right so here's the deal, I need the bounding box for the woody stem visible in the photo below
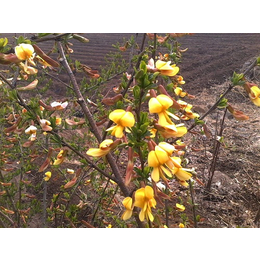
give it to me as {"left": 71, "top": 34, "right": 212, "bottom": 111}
{"left": 57, "top": 41, "right": 131, "bottom": 199}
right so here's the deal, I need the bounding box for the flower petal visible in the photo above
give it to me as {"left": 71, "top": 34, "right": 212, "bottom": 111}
{"left": 122, "top": 209, "right": 133, "bottom": 220}
{"left": 148, "top": 151, "right": 160, "bottom": 167}
{"left": 175, "top": 168, "right": 192, "bottom": 181}
{"left": 149, "top": 97, "right": 163, "bottom": 113}
{"left": 86, "top": 148, "right": 107, "bottom": 157}
{"left": 134, "top": 188, "right": 145, "bottom": 208}
{"left": 122, "top": 197, "right": 133, "bottom": 210}
{"left": 151, "top": 167, "right": 160, "bottom": 182}
{"left": 109, "top": 109, "right": 126, "bottom": 123}
{"left": 154, "top": 147, "right": 170, "bottom": 165}
{"left": 120, "top": 111, "right": 135, "bottom": 127}
{"left": 158, "top": 142, "right": 176, "bottom": 156}
{"left": 156, "top": 94, "right": 173, "bottom": 110}
{"left": 144, "top": 185, "right": 154, "bottom": 200}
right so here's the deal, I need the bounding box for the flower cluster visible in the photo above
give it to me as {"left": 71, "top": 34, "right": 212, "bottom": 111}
{"left": 122, "top": 185, "right": 157, "bottom": 222}
{"left": 148, "top": 141, "right": 192, "bottom": 186}
{"left": 84, "top": 55, "right": 197, "bottom": 225}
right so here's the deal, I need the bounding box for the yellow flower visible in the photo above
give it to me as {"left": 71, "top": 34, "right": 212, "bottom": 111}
{"left": 19, "top": 62, "right": 38, "bottom": 75}
{"left": 179, "top": 223, "right": 185, "bottom": 228}
{"left": 39, "top": 119, "right": 52, "bottom": 132}
{"left": 149, "top": 94, "right": 179, "bottom": 128}
{"left": 155, "top": 60, "right": 179, "bottom": 77}
{"left": 157, "top": 141, "right": 176, "bottom": 156}
{"left": 134, "top": 186, "right": 156, "bottom": 222}
{"left": 148, "top": 141, "right": 182, "bottom": 183}
{"left": 177, "top": 100, "right": 200, "bottom": 120}
{"left": 155, "top": 123, "right": 187, "bottom": 138}
{"left": 171, "top": 157, "right": 192, "bottom": 185}
{"left": 106, "top": 109, "right": 135, "bottom": 138}
{"left": 51, "top": 101, "right": 68, "bottom": 110}
{"left": 67, "top": 168, "right": 75, "bottom": 174}
{"left": 177, "top": 76, "right": 185, "bottom": 85}
{"left": 174, "top": 87, "right": 187, "bottom": 97}
{"left": 55, "top": 118, "right": 62, "bottom": 125}
{"left": 148, "top": 149, "right": 172, "bottom": 182}
{"left": 25, "top": 125, "right": 37, "bottom": 141}
{"left": 176, "top": 203, "right": 185, "bottom": 212}
{"left": 249, "top": 86, "right": 260, "bottom": 106}
{"left": 86, "top": 139, "right": 121, "bottom": 158}
{"left": 15, "top": 43, "right": 34, "bottom": 61}
{"left": 15, "top": 44, "right": 37, "bottom": 75}
{"left": 44, "top": 171, "right": 52, "bottom": 181}
{"left": 53, "top": 150, "right": 67, "bottom": 165}
{"left": 121, "top": 197, "right": 133, "bottom": 220}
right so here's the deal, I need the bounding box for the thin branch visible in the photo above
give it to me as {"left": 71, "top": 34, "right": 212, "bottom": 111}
{"left": 206, "top": 107, "right": 228, "bottom": 190}
{"left": 50, "top": 131, "right": 118, "bottom": 183}
{"left": 31, "top": 33, "right": 71, "bottom": 43}
{"left": 56, "top": 41, "right": 131, "bottom": 199}
{"left": 0, "top": 210, "right": 15, "bottom": 227}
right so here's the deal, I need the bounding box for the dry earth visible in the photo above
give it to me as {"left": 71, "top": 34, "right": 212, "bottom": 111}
{"left": 1, "top": 33, "right": 260, "bottom": 227}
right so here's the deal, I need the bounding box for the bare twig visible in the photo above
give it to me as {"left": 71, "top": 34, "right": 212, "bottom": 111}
{"left": 189, "top": 179, "right": 198, "bottom": 228}
{"left": 56, "top": 41, "right": 130, "bottom": 198}
{"left": 206, "top": 107, "right": 228, "bottom": 190}
{"left": 0, "top": 210, "right": 15, "bottom": 227}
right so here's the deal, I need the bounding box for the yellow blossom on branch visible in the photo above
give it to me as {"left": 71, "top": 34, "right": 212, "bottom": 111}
{"left": 53, "top": 149, "right": 68, "bottom": 165}
{"left": 149, "top": 93, "right": 179, "bottom": 131}
{"left": 15, "top": 43, "right": 34, "bottom": 61}
{"left": 154, "top": 123, "right": 187, "bottom": 138}
{"left": 147, "top": 58, "right": 179, "bottom": 77}
{"left": 86, "top": 139, "right": 121, "bottom": 158}
{"left": 177, "top": 100, "right": 200, "bottom": 120}
{"left": 148, "top": 149, "right": 173, "bottom": 182}
{"left": 44, "top": 171, "right": 52, "bottom": 181}
{"left": 179, "top": 223, "right": 185, "bottom": 228}
{"left": 50, "top": 101, "right": 68, "bottom": 110}
{"left": 171, "top": 157, "right": 192, "bottom": 186}
{"left": 25, "top": 125, "right": 37, "bottom": 141}
{"left": 176, "top": 203, "right": 185, "bottom": 212}
{"left": 148, "top": 141, "right": 181, "bottom": 183}
{"left": 106, "top": 109, "right": 135, "bottom": 138}
{"left": 121, "top": 197, "right": 133, "bottom": 220}
{"left": 39, "top": 119, "right": 52, "bottom": 132}
{"left": 249, "top": 85, "right": 260, "bottom": 106}
{"left": 155, "top": 60, "right": 179, "bottom": 76}
{"left": 134, "top": 186, "right": 157, "bottom": 222}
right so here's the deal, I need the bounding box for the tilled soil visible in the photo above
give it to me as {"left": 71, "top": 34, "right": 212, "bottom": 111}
{"left": 1, "top": 33, "right": 260, "bottom": 227}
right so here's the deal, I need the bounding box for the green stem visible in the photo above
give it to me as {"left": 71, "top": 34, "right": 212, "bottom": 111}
{"left": 189, "top": 179, "right": 197, "bottom": 228}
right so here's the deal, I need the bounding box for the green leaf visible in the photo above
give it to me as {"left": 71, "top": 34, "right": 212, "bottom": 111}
{"left": 0, "top": 37, "right": 8, "bottom": 48}
{"left": 135, "top": 69, "right": 144, "bottom": 80}
{"left": 217, "top": 96, "right": 228, "bottom": 109}
{"left": 194, "top": 118, "right": 205, "bottom": 125}
{"left": 257, "top": 57, "right": 260, "bottom": 65}
{"left": 231, "top": 71, "right": 245, "bottom": 86}
{"left": 139, "top": 60, "right": 147, "bottom": 74}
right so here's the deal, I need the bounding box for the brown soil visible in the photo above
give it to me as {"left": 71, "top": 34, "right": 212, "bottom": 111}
{"left": 1, "top": 33, "right": 260, "bottom": 228}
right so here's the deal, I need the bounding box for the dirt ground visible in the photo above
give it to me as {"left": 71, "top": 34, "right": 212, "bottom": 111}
{"left": 1, "top": 33, "right": 260, "bottom": 227}
{"left": 72, "top": 33, "right": 260, "bottom": 228}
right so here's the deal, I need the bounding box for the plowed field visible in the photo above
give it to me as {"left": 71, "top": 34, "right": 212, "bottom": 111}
{"left": 1, "top": 33, "right": 260, "bottom": 228}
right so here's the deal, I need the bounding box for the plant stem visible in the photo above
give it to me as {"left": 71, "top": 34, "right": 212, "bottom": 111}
{"left": 0, "top": 210, "right": 14, "bottom": 227}
{"left": 0, "top": 171, "right": 18, "bottom": 222}
{"left": 50, "top": 130, "right": 118, "bottom": 182}
{"left": 57, "top": 41, "right": 132, "bottom": 200}
{"left": 206, "top": 107, "right": 228, "bottom": 190}
{"left": 42, "top": 135, "right": 49, "bottom": 227}
{"left": 188, "top": 84, "right": 233, "bottom": 132}
{"left": 189, "top": 179, "right": 198, "bottom": 228}
{"left": 165, "top": 198, "right": 169, "bottom": 227}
